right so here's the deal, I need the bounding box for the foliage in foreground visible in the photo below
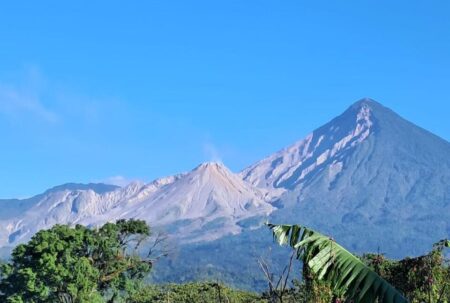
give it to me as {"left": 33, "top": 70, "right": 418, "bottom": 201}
{"left": 129, "top": 282, "right": 265, "bottom": 303}
{"left": 269, "top": 223, "right": 408, "bottom": 303}
{"left": 0, "top": 219, "right": 154, "bottom": 303}
{"left": 0, "top": 219, "right": 449, "bottom": 303}
{"left": 363, "top": 239, "right": 450, "bottom": 303}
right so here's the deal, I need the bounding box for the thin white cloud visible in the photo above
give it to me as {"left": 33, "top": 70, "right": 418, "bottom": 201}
{"left": 0, "top": 67, "right": 59, "bottom": 123}
{"left": 0, "top": 84, "right": 59, "bottom": 123}
{"left": 100, "top": 175, "right": 137, "bottom": 187}
{"left": 0, "top": 67, "right": 123, "bottom": 126}
{"left": 203, "top": 142, "right": 223, "bottom": 163}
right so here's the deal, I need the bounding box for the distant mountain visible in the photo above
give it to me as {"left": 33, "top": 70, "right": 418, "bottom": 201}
{"left": 95, "top": 162, "right": 273, "bottom": 242}
{"left": 243, "top": 99, "right": 450, "bottom": 257}
{"left": 155, "top": 99, "right": 450, "bottom": 290}
{"left": 0, "top": 163, "right": 273, "bottom": 248}
{"left": 1, "top": 98, "right": 449, "bottom": 290}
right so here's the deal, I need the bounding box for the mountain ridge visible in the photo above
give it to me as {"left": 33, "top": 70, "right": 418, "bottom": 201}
{"left": 1, "top": 98, "right": 449, "bottom": 289}
{"left": 0, "top": 160, "right": 274, "bottom": 248}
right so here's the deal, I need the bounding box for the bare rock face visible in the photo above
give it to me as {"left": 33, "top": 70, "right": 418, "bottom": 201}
{"left": 0, "top": 162, "right": 273, "bottom": 247}
{"left": 241, "top": 99, "right": 375, "bottom": 193}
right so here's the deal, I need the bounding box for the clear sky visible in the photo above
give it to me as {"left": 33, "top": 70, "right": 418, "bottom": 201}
{"left": 1, "top": 1, "right": 450, "bottom": 198}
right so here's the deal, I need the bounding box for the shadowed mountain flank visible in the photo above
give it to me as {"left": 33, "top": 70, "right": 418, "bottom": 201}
{"left": 244, "top": 99, "right": 450, "bottom": 257}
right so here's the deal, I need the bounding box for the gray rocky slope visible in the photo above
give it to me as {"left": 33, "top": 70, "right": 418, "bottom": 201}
{"left": 246, "top": 99, "right": 450, "bottom": 257}
{"left": 154, "top": 99, "right": 450, "bottom": 289}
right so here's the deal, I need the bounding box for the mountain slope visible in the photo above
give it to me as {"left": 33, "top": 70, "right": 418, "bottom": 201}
{"left": 241, "top": 99, "right": 375, "bottom": 192}
{"left": 243, "top": 99, "right": 450, "bottom": 257}
{"left": 1, "top": 98, "right": 449, "bottom": 290}
{"left": 154, "top": 99, "right": 450, "bottom": 290}
{"left": 97, "top": 162, "right": 274, "bottom": 242}
{"left": 0, "top": 162, "right": 273, "bottom": 248}
{"left": 0, "top": 182, "right": 143, "bottom": 245}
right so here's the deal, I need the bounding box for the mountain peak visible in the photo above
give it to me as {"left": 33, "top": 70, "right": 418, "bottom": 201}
{"left": 241, "top": 98, "right": 450, "bottom": 258}
{"left": 351, "top": 98, "right": 381, "bottom": 109}
{"left": 354, "top": 97, "right": 377, "bottom": 103}
{"left": 114, "top": 160, "right": 273, "bottom": 242}
{"left": 348, "top": 98, "right": 397, "bottom": 120}
{"left": 198, "top": 161, "right": 224, "bottom": 167}
{"left": 194, "top": 162, "right": 227, "bottom": 172}
{"left": 190, "top": 162, "right": 240, "bottom": 187}
{"left": 242, "top": 99, "right": 379, "bottom": 190}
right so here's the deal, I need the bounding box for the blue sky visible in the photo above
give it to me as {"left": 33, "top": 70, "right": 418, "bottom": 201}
{"left": 1, "top": 1, "right": 450, "bottom": 197}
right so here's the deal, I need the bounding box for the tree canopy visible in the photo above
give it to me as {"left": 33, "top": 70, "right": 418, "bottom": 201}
{"left": 0, "top": 219, "right": 154, "bottom": 303}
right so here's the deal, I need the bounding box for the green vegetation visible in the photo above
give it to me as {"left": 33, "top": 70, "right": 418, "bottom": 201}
{"left": 0, "top": 220, "right": 448, "bottom": 302}
{"left": 150, "top": 226, "right": 292, "bottom": 291}
{"left": 269, "top": 223, "right": 450, "bottom": 303}
{"left": 269, "top": 223, "right": 407, "bottom": 303}
{"left": 0, "top": 219, "right": 154, "bottom": 303}
{"left": 129, "top": 282, "right": 264, "bottom": 303}
{"left": 362, "top": 239, "right": 450, "bottom": 303}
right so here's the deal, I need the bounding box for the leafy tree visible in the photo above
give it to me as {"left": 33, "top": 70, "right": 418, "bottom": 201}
{"left": 363, "top": 239, "right": 450, "bottom": 303}
{"left": 0, "top": 219, "right": 155, "bottom": 303}
{"left": 128, "top": 282, "right": 265, "bottom": 303}
{"left": 269, "top": 223, "right": 408, "bottom": 303}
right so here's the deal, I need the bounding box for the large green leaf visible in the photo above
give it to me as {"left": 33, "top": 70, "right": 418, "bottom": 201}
{"left": 269, "top": 223, "right": 408, "bottom": 303}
